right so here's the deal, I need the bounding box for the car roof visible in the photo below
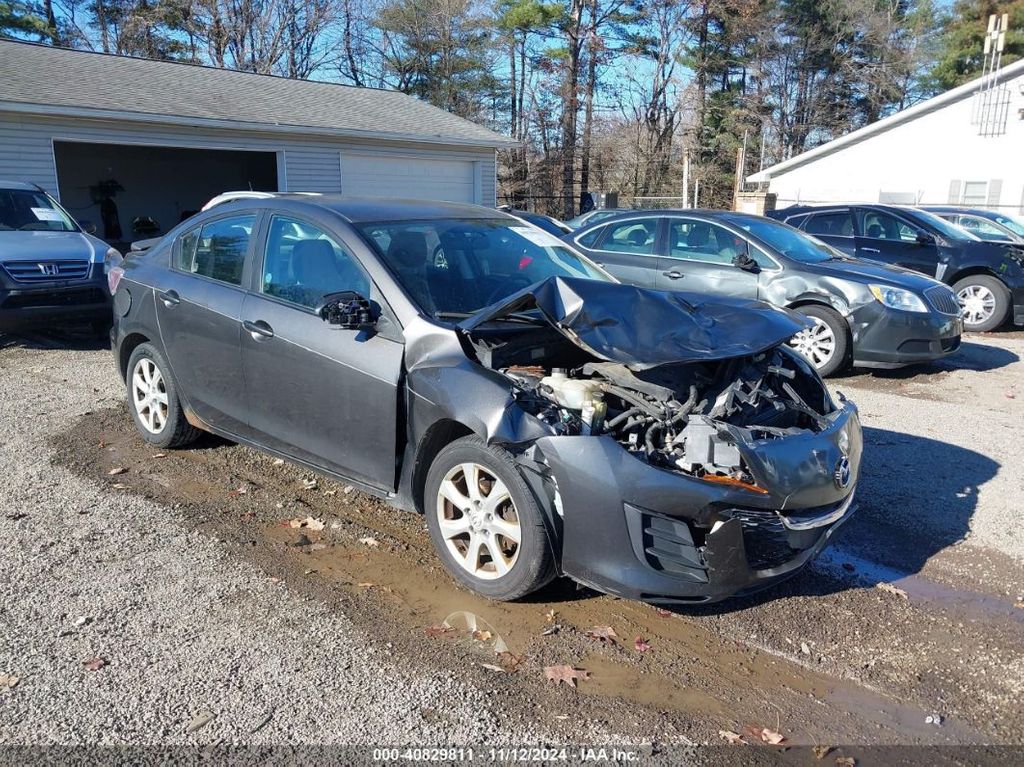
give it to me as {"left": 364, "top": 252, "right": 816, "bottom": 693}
{"left": 207, "top": 194, "right": 518, "bottom": 223}
{"left": 920, "top": 205, "right": 996, "bottom": 216}
{"left": 0, "top": 180, "right": 41, "bottom": 191}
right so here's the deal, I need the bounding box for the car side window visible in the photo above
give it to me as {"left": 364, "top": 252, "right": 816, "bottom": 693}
{"left": 174, "top": 214, "right": 255, "bottom": 286}
{"left": 576, "top": 226, "right": 604, "bottom": 248}
{"left": 958, "top": 215, "right": 1010, "bottom": 240}
{"left": 667, "top": 220, "right": 747, "bottom": 265}
{"left": 861, "top": 211, "right": 919, "bottom": 242}
{"left": 261, "top": 215, "right": 370, "bottom": 309}
{"left": 599, "top": 219, "right": 658, "bottom": 255}
{"left": 804, "top": 212, "right": 854, "bottom": 238}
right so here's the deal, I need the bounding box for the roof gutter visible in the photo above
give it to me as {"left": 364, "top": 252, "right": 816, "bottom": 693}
{"left": 0, "top": 100, "right": 521, "bottom": 150}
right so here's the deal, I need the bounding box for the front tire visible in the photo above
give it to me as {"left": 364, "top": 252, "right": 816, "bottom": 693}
{"left": 424, "top": 436, "right": 556, "bottom": 600}
{"left": 787, "top": 305, "right": 849, "bottom": 377}
{"left": 126, "top": 343, "right": 200, "bottom": 449}
{"left": 953, "top": 275, "right": 1010, "bottom": 332}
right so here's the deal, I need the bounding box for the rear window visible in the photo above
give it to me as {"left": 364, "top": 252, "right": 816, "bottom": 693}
{"left": 174, "top": 214, "right": 255, "bottom": 286}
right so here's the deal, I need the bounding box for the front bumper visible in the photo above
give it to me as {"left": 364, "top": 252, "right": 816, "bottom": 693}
{"left": 0, "top": 270, "right": 111, "bottom": 330}
{"left": 532, "top": 404, "right": 862, "bottom": 603}
{"left": 848, "top": 301, "right": 961, "bottom": 368}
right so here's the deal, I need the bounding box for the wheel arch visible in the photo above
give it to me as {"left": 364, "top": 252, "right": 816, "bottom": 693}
{"left": 409, "top": 418, "right": 476, "bottom": 515}
{"left": 946, "top": 266, "right": 1007, "bottom": 288}
{"left": 118, "top": 332, "right": 151, "bottom": 381}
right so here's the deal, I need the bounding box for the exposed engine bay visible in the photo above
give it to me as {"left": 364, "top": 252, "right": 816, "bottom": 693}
{"left": 469, "top": 325, "right": 835, "bottom": 492}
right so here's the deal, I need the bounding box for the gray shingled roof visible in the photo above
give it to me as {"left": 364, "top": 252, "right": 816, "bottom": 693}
{"left": 0, "top": 39, "right": 515, "bottom": 147}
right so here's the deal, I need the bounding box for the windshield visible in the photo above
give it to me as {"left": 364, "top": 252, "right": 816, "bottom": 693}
{"left": 902, "top": 209, "right": 979, "bottom": 242}
{"left": 0, "top": 189, "right": 78, "bottom": 232}
{"left": 726, "top": 215, "right": 836, "bottom": 263}
{"left": 356, "top": 218, "right": 611, "bottom": 318}
{"left": 993, "top": 214, "right": 1024, "bottom": 237}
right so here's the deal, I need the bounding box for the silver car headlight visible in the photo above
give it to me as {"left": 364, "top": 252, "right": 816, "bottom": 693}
{"left": 868, "top": 284, "right": 928, "bottom": 313}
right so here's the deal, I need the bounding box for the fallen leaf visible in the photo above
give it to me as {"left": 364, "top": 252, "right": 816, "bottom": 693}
{"left": 82, "top": 657, "right": 106, "bottom": 671}
{"left": 288, "top": 518, "right": 304, "bottom": 528}
{"left": 324, "top": 489, "right": 337, "bottom": 496}
{"left": 273, "top": 458, "right": 285, "bottom": 466}
{"left": 801, "top": 641, "right": 811, "bottom": 655}
{"left": 97, "top": 440, "right": 106, "bottom": 449}
{"left": 544, "top": 665, "right": 590, "bottom": 688}
{"left": 152, "top": 453, "right": 166, "bottom": 459}
{"left": 876, "top": 582, "right": 909, "bottom": 600}
{"left": 835, "top": 758, "right": 856, "bottom": 767}
{"left": 304, "top": 516, "right": 325, "bottom": 532}
{"left": 111, "top": 483, "right": 127, "bottom": 489}
{"left": 358, "top": 536, "right": 380, "bottom": 547}
{"left": 655, "top": 608, "right": 672, "bottom": 617}
{"left": 229, "top": 485, "right": 249, "bottom": 496}
{"left": 585, "top": 626, "right": 618, "bottom": 642}
{"left": 813, "top": 745, "right": 833, "bottom": 759}
{"left": 343, "top": 485, "right": 355, "bottom": 495}
{"left": 760, "top": 728, "right": 786, "bottom": 745}
{"left": 357, "top": 582, "right": 375, "bottom": 588}
{"left": 718, "top": 730, "right": 744, "bottom": 745}
{"left": 107, "top": 467, "right": 127, "bottom": 476}
{"left": 0, "top": 674, "right": 20, "bottom": 689}
{"left": 634, "top": 636, "right": 652, "bottom": 652}
{"left": 496, "top": 652, "right": 524, "bottom": 672}
{"left": 187, "top": 710, "right": 216, "bottom": 733}
{"left": 302, "top": 478, "right": 318, "bottom": 490}
{"left": 542, "top": 624, "right": 561, "bottom": 636}
{"left": 472, "top": 630, "right": 493, "bottom": 642}
{"left": 544, "top": 609, "right": 557, "bottom": 623}
{"left": 480, "top": 663, "right": 506, "bottom": 673}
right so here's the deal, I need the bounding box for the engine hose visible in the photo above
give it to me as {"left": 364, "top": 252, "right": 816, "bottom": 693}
{"left": 605, "top": 407, "right": 642, "bottom": 430}
{"left": 644, "top": 422, "right": 664, "bottom": 456}
{"left": 668, "top": 385, "right": 699, "bottom": 426}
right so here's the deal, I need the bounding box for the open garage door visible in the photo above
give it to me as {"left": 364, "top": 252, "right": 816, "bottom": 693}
{"left": 341, "top": 153, "right": 477, "bottom": 203}
{"left": 53, "top": 141, "right": 278, "bottom": 250}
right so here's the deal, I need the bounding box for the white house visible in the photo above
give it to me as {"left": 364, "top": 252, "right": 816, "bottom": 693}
{"left": 747, "top": 58, "right": 1024, "bottom": 214}
{"left": 0, "top": 40, "right": 514, "bottom": 246}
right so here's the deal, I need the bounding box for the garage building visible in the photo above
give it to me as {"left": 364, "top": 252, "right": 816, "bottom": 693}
{"left": 0, "top": 40, "right": 514, "bottom": 249}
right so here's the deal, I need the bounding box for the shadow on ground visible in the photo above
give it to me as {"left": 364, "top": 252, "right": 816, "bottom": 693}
{"left": 0, "top": 326, "right": 109, "bottom": 352}
{"left": 842, "top": 340, "right": 1019, "bottom": 380}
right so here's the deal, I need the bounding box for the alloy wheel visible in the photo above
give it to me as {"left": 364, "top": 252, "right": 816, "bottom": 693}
{"left": 788, "top": 317, "right": 836, "bottom": 370}
{"left": 131, "top": 357, "right": 169, "bottom": 434}
{"left": 435, "top": 462, "right": 521, "bottom": 581}
{"left": 957, "top": 284, "right": 996, "bottom": 328}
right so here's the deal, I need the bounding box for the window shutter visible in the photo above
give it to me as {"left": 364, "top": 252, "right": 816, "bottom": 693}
{"left": 987, "top": 179, "right": 1003, "bottom": 207}
{"left": 947, "top": 180, "right": 962, "bottom": 204}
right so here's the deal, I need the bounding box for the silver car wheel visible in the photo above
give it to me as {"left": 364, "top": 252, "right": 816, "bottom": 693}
{"left": 957, "top": 284, "right": 997, "bottom": 328}
{"left": 435, "top": 462, "right": 521, "bottom": 581}
{"left": 131, "top": 358, "right": 169, "bottom": 434}
{"left": 788, "top": 317, "right": 836, "bottom": 370}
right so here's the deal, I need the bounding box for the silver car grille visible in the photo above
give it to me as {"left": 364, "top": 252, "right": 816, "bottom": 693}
{"left": 925, "top": 284, "right": 960, "bottom": 315}
{"left": 2, "top": 260, "right": 91, "bottom": 283}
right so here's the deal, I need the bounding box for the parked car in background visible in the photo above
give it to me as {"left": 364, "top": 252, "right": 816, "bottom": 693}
{"left": 920, "top": 206, "right": 1024, "bottom": 245}
{"left": 109, "top": 196, "right": 861, "bottom": 604}
{"left": 568, "top": 209, "right": 962, "bottom": 376}
{"left": 499, "top": 208, "right": 572, "bottom": 237}
{"left": 0, "top": 180, "right": 117, "bottom": 332}
{"left": 768, "top": 204, "right": 1024, "bottom": 332}
{"left": 564, "top": 208, "right": 627, "bottom": 230}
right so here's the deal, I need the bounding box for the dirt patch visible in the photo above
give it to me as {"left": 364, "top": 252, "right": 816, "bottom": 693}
{"left": 52, "top": 405, "right": 1008, "bottom": 745}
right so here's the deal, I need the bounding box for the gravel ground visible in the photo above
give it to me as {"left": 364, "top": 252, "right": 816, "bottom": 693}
{"left": 0, "top": 334, "right": 555, "bottom": 746}
{"left": 1, "top": 327, "right": 1023, "bottom": 749}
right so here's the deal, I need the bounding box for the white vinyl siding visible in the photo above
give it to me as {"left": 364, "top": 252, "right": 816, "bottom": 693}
{"left": 0, "top": 112, "right": 498, "bottom": 205}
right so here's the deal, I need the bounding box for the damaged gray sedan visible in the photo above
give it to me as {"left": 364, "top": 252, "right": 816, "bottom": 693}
{"left": 110, "top": 197, "right": 862, "bottom": 604}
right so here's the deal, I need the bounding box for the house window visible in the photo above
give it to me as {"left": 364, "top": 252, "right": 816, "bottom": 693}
{"left": 961, "top": 181, "right": 989, "bottom": 206}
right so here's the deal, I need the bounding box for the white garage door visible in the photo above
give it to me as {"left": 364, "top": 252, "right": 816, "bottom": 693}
{"left": 341, "top": 153, "right": 477, "bottom": 203}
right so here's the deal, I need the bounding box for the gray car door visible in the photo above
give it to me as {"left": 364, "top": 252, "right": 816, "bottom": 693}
{"left": 239, "top": 213, "right": 403, "bottom": 491}
{"left": 154, "top": 212, "right": 258, "bottom": 437}
{"left": 655, "top": 218, "right": 759, "bottom": 299}
{"left": 579, "top": 216, "right": 663, "bottom": 287}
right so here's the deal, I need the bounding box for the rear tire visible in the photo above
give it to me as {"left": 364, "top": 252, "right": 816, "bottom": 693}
{"left": 424, "top": 436, "right": 556, "bottom": 600}
{"left": 788, "top": 305, "right": 849, "bottom": 377}
{"left": 953, "top": 275, "right": 1010, "bottom": 332}
{"left": 125, "top": 343, "right": 200, "bottom": 449}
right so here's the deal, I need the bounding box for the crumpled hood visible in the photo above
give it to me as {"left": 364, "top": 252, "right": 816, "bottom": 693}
{"left": 0, "top": 230, "right": 104, "bottom": 262}
{"left": 458, "top": 276, "right": 809, "bottom": 370}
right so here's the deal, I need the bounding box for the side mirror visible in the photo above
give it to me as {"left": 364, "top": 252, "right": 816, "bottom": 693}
{"left": 318, "top": 291, "right": 376, "bottom": 330}
{"left": 79, "top": 219, "right": 98, "bottom": 235}
{"left": 732, "top": 252, "right": 760, "bottom": 273}
{"left": 916, "top": 231, "right": 935, "bottom": 246}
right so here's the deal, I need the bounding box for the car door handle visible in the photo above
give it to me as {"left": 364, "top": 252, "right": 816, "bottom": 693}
{"left": 157, "top": 289, "right": 180, "bottom": 307}
{"left": 662, "top": 270, "right": 684, "bottom": 279}
{"left": 242, "top": 319, "right": 274, "bottom": 340}
{"left": 860, "top": 247, "right": 880, "bottom": 254}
